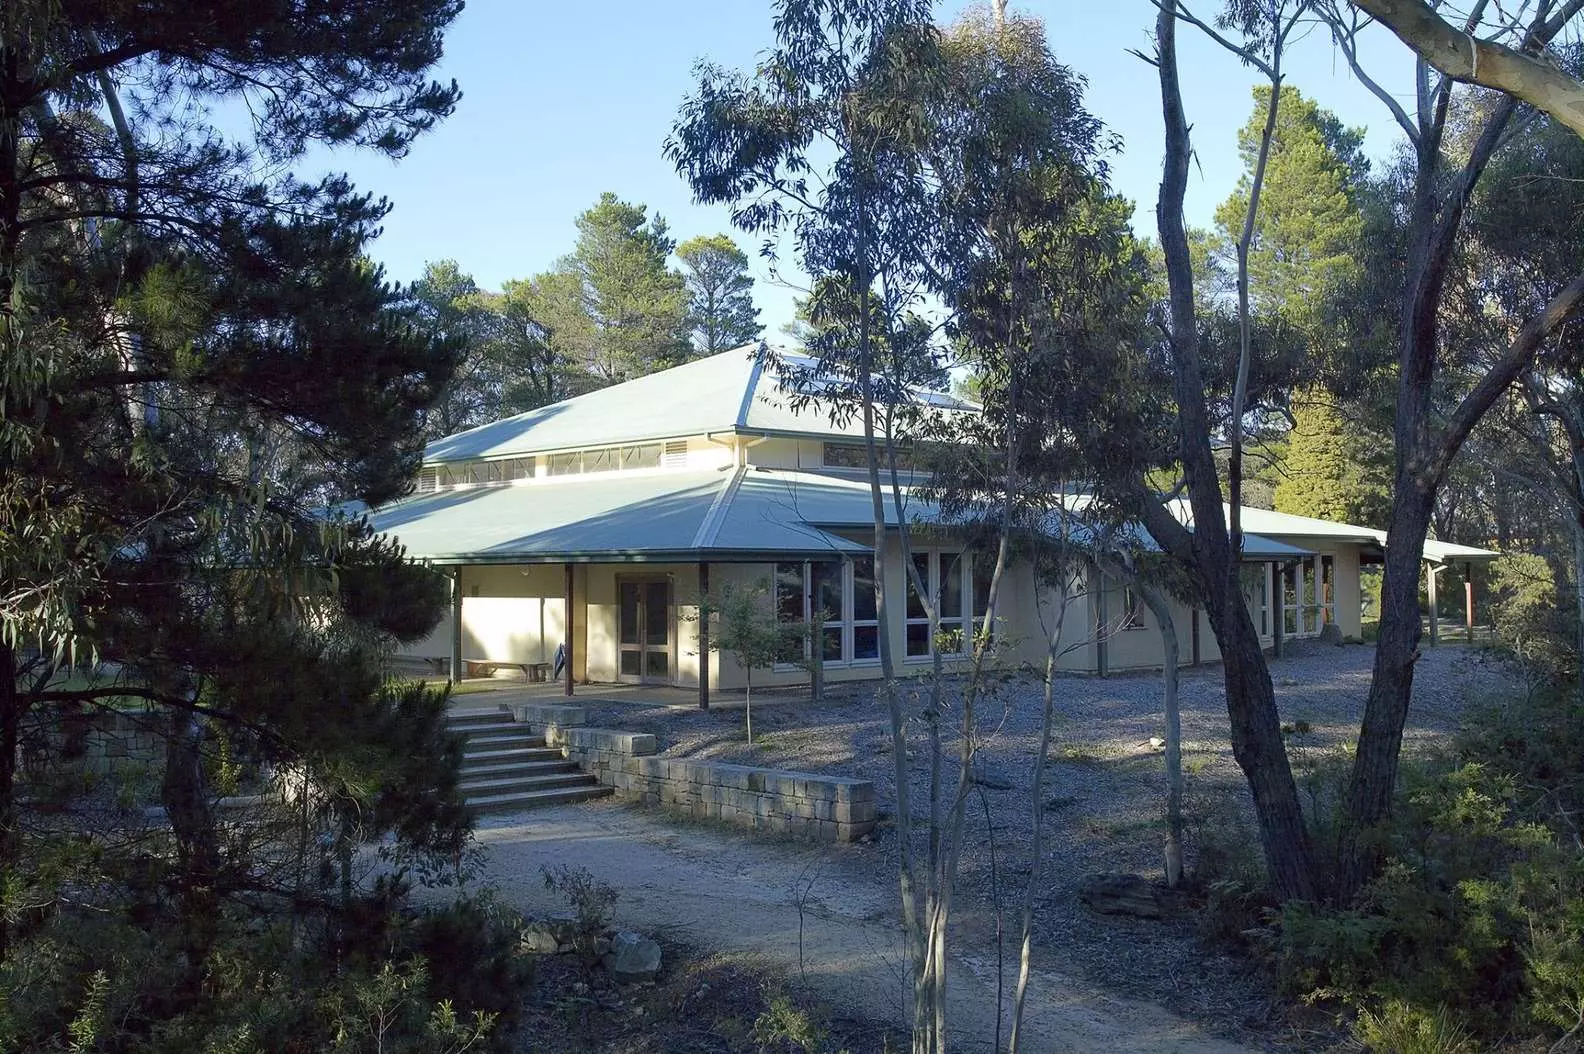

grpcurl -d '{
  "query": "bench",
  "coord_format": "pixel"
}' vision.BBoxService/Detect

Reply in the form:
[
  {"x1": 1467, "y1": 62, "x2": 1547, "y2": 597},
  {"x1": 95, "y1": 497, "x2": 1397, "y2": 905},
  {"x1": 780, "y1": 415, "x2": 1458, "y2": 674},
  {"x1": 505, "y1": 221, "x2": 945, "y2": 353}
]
[{"x1": 463, "y1": 659, "x2": 552, "y2": 682}]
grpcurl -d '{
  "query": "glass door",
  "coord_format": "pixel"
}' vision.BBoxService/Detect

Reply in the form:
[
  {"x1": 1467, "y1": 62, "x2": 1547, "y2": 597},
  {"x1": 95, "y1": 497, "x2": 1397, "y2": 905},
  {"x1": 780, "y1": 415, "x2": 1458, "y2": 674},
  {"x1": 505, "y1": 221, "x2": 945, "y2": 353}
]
[{"x1": 618, "y1": 578, "x2": 671, "y2": 683}]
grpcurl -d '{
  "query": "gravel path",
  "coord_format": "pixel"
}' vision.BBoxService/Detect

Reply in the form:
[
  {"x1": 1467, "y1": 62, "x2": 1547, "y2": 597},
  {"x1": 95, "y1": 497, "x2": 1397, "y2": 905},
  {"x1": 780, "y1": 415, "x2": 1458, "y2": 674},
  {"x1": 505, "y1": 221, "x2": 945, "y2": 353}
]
[
  {"x1": 471, "y1": 802, "x2": 1253, "y2": 1053},
  {"x1": 548, "y1": 640, "x2": 1517, "y2": 1046}
]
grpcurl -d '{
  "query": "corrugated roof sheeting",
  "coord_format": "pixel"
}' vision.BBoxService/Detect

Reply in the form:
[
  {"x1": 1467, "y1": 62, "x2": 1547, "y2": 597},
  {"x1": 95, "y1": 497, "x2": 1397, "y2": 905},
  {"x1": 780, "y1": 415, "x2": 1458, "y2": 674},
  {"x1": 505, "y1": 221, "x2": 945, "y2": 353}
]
[{"x1": 369, "y1": 470, "x2": 869, "y2": 563}]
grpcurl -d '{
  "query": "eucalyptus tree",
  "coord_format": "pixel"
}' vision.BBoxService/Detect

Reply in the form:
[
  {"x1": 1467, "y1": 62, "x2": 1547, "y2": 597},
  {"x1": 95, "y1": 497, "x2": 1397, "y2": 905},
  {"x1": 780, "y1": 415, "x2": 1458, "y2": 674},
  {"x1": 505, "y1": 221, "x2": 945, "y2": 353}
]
[
  {"x1": 670, "y1": 2, "x2": 956, "y2": 1046},
  {"x1": 0, "y1": 0, "x2": 468, "y2": 1000},
  {"x1": 1314, "y1": 1, "x2": 1584, "y2": 896},
  {"x1": 411, "y1": 259, "x2": 504, "y2": 439},
  {"x1": 925, "y1": 18, "x2": 1164, "y2": 1047}
]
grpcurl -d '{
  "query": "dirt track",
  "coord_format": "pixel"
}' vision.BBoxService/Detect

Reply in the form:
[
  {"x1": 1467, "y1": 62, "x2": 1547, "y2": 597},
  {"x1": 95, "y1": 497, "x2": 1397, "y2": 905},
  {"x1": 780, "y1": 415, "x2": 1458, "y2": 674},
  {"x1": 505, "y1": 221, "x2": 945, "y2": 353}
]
[{"x1": 472, "y1": 801, "x2": 1255, "y2": 1054}]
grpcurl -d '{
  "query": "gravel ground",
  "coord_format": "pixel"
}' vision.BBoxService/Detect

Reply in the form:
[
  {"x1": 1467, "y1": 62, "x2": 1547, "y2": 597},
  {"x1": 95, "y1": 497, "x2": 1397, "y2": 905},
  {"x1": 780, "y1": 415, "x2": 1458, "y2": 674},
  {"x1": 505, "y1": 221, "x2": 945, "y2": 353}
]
[{"x1": 563, "y1": 640, "x2": 1519, "y2": 1046}]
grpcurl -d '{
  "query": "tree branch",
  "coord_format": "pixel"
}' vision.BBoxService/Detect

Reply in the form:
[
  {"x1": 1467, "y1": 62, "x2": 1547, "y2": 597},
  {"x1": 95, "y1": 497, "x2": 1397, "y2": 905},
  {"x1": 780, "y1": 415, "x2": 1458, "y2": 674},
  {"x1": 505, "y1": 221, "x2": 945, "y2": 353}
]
[
  {"x1": 1348, "y1": 0, "x2": 1584, "y2": 138},
  {"x1": 1432, "y1": 270, "x2": 1584, "y2": 485}
]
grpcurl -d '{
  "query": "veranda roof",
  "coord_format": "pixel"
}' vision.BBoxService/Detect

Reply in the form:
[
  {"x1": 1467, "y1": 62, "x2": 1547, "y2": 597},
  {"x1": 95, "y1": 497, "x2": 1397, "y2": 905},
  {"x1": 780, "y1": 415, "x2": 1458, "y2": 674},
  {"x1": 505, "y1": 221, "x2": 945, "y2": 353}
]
[
  {"x1": 1219, "y1": 505, "x2": 1500, "y2": 565},
  {"x1": 368, "y1": 467, "x2": 1315, "y2": 566},
  {"x1": 367, "y1": 469, "x2": 874, "y2": 564}
]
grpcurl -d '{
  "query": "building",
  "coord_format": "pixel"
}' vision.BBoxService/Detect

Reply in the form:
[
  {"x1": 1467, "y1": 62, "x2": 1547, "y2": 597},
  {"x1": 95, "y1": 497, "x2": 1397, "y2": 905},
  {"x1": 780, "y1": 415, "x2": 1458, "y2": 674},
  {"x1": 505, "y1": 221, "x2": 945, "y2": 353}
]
[{"x1": 367, "y1": 346, "x2": 1498, "y2": 704}]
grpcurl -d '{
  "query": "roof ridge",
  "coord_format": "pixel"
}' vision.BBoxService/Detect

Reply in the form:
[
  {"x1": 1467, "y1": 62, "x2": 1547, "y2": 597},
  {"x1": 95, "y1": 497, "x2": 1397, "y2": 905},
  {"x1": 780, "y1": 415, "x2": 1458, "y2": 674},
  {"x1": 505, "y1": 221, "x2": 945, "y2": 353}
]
[
  {"x1": 692, "y1": 465, "x2": 748, "y2": 549},
  {"x1": 735, "y1": 349, "x2": 765, "y2": 430}
]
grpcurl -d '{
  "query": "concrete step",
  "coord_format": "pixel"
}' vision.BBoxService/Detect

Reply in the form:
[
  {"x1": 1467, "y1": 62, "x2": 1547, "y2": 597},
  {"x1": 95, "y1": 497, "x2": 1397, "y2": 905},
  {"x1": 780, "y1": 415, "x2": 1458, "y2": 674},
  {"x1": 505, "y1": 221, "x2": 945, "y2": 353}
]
[
  {"x1": 446, "y1": 709, "x2": 511, "y2": 726},
  {"x1": 445, "y1": 720, "x2": 525, "y2": 737},
  {"x1": 466, "y1": 784, "x2": 613, "y2": 813},
  {"x1": 458, "y1": 732, "x2": 547, "y2": 750},
  {"x1": 460, "y1": 746, "x2": 564, "y2": 767},
  {"x1": 461, "y1": 759, "x2": 579, "y2": 780},
  {"x1": 459, "y1": 771, "x2": 595, "y2": 796}
]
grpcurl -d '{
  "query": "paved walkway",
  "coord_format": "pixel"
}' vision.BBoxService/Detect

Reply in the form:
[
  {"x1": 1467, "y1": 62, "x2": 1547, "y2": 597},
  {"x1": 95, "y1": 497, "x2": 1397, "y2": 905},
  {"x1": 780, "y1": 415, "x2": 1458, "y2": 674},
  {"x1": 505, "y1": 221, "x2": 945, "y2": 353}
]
[{"x1": 467, "y1": 801, "x2": 1255, "y2": 1054}]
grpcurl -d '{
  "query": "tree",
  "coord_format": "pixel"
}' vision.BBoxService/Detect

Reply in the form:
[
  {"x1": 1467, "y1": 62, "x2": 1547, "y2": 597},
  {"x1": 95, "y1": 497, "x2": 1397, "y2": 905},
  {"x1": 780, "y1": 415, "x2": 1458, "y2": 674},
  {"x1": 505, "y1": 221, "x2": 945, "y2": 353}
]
[
  {"x1": 1345, "y1": 0, "x2": 1584, "y2": 138},
  {"x1": 411, "y1": 259, "x2": 501, "y2": 440},
  {"x1": 0, "y1": 0, "x2": 473, "y2": 1025},
  {"x1": 1213, "y1": 85, "x2": 1367, "y2": 352},
  {"x1": 670, "y1": 2, "x2": 950, "y2": 1047},
  {"x1": 1127, "y1": 1, "x2": 1323, "y2": 901},
  {"x1": 677, "y1": 233, "x2": 762, "y2": 355},
  {"x1": 698, "y1": 579, "x2": 796, "y2": 744},
  {"x1": 565, "y1": 192, "x2": 691, "y2": 383},
  {"x1": 1274, "y1": 389, "x2": 1392, "y2": 526},
  {"x1": 1315, "y1": 0, "x2": 1584, "y2": 897},
  {"x1": 485, "y1": 269, "x2": 596, "y2": 411}
]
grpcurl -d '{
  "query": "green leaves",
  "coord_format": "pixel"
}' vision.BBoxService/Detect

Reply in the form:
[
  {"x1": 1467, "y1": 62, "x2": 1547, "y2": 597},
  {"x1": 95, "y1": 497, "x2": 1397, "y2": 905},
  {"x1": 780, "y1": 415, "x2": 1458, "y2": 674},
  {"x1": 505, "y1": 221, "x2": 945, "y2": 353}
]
[{"x1": 677, "y1": 233, "x2": 763, "y2": 355}]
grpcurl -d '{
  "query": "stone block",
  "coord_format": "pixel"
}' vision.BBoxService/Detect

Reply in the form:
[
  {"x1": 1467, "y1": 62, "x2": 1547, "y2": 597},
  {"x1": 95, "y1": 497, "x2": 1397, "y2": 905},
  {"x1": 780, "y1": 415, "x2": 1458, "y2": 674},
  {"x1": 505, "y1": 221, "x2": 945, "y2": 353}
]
[
  {"x1": 835, "y1": 800, "x2": 876, "y2": 825},
  {"x1": 511, "y1": 702, "x2": 588, "y2": 729},
  {"x1": 561, "y1": 728, "x2": 657, "y2": 756},
  {"x1": 628, "y1": 756, "x2": 667, "y2": 779},
  {"x1": 715, "y1": 765, "x2": 752, "y2": 790}
]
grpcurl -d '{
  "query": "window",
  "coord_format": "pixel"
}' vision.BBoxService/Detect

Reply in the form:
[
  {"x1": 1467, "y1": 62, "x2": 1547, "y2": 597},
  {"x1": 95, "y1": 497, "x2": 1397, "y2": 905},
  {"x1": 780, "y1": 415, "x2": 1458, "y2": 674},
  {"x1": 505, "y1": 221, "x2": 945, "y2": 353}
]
[
  {"x1": 812, "y1": 560, "x2": 843, "y2": 661},
  {"x1": 775, "y1": 557, "x2": 878, "y2": 664},
  {"x1": 971, "y1": 555, "x2": 994, "y2": 643},
  {"x1": 622, "y1": 443, "x2": 662, "y2": 469},
  {"x1": 851, "y1": 556, "x2": 879, "y2": 659},
  {"x1": 822, "y1": 441, "x2": 923, "y2": 471},
  {"x1": 775, "y1": 562, "x2": 807, "y2": 664},
  {"x1": 822, "y1": 442, "x2": 869, "y2": 469},
  {"x1": 415, "y1": 467, "x2": 439, "y2": 493},
  {"x1": 906, "y1": 551, "x2": 971, "y2": 658},
  {"x1": 1122, "y1": 586, "x2": 1146, "y2": 631},
  {"x1": 549, "y1": 451, "x2": 580, "y2": 476}
]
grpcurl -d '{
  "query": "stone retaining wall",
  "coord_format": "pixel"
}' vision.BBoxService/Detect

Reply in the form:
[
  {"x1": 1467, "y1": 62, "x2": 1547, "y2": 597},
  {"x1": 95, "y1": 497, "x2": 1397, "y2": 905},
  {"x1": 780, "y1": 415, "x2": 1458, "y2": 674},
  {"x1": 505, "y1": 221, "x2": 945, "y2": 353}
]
[
  {"x1": 521, "y1": 707, "x2": 877, "y2": 842},
  {"x1": 33, "y1": 709, "x2": 164, "y2": 778}
]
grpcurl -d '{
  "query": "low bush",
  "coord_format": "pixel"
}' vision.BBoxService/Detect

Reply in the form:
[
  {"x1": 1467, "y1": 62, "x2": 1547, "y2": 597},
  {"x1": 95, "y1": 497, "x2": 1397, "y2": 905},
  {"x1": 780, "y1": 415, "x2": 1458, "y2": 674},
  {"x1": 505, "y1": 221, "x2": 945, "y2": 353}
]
[{"x1": 1259, "y1": 681, "x2": 1584, "y2": 1048}]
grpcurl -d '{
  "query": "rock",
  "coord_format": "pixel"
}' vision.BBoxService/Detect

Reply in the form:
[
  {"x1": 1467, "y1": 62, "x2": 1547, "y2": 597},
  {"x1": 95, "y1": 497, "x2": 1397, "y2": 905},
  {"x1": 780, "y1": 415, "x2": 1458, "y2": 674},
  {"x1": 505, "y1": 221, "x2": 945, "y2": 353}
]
[
  {"x1": 1147, "y1": 737, "x2": 1165, "y2": 750},
  {"x1": 519, "y1": 926, "x2": 559, "y2": 955},
  {"x1": 602, "y1": 931, "x2": 662, "y2": 983},
  {"x1": 971, "y1": 773, "x2": 1016, "y2": 791},
  {"x1": 1319, "y1": 623, "x2": 1344, "y2": 646},
  {"x1": 520, "y1": 913, "x2": 580, "y2": 955},
  {"x1": 1076, "y1": 872, "x2": 1164, "y2": 920}
]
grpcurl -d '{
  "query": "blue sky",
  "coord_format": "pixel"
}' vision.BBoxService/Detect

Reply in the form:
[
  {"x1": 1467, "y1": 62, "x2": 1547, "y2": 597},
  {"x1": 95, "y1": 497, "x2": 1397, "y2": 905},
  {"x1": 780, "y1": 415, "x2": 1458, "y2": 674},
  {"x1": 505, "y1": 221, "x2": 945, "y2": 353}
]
[{"x1": 304, "y1": 1, "x2": 1418, "y2": 336}]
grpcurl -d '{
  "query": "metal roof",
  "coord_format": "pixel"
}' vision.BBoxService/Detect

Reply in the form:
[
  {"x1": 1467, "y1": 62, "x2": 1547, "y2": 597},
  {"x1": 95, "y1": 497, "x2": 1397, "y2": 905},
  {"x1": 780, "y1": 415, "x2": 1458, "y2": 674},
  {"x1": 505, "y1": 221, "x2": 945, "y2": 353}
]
[
  {"x1": 421, "y1": 345, "x2": 974, "y2": 464},
  {"x1": 370, "y1": 466, "x2": 1316, "y2": 566},
  {"x1": 368, "y1": 469, "x2": 872, "y2": 564},
  {"x1": 1166, "y1": 501, "x2": 1499, "y2": 564}
]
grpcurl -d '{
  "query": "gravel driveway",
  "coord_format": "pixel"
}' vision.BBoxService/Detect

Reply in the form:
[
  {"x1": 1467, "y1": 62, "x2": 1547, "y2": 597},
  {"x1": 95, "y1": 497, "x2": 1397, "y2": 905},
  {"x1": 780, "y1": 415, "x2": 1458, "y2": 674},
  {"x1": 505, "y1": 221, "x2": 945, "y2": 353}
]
[{"x1": 543, "y1": 640, "x2": 1517, "y2": 1045}]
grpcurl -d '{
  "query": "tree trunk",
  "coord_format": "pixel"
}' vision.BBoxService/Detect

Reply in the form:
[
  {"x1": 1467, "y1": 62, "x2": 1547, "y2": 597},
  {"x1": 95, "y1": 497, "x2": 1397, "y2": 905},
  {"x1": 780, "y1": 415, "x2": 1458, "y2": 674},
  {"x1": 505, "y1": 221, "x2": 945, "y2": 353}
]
[
  {"x1": 0, "y1": 642, "x2": 18, "y2": 963},
  {"x1": 1135, "y1": 582, "x2": 1184, "y2": 888},
  {"x1": 1009, "y1": 581, "x2": 1071, "y2": 1054},
  {"x1": 1154, "y1": 3, "x2": 1317, "y2": 902},
  {"x1": 1337, "y1": 485, "x2": 1433, "y2": 896},
  {"x1": 163, "y1": 706, "x2": 220, "y2": 975}
]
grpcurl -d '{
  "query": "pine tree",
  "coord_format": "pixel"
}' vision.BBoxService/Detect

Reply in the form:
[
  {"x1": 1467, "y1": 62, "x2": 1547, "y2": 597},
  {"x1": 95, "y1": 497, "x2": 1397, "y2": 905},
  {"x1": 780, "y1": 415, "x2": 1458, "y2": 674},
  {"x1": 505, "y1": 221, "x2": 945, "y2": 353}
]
[
  {"x1": 0, "y1": 0, "x2": 475, "y2": 1022},
  {"x1": 1274, "y1": 390, "x2": 1393, "y2": 526},
  {"x1": 565, "y1": 192, "x2": 691, "y2": 382},
  {"x1": 678, "y1": 233, "x2": 763, "y2": 355}
]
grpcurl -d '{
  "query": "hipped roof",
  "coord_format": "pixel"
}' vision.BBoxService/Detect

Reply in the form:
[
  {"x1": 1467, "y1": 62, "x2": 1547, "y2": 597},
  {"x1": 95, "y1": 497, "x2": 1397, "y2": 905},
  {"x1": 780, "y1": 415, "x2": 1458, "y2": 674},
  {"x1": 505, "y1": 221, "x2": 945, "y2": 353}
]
[
  {"x1": 422, "y1": 345, "x2": 972, "y2": 465},
  {"x1": 368, "y1": 467, "x2": 1317, "y2": 566}
]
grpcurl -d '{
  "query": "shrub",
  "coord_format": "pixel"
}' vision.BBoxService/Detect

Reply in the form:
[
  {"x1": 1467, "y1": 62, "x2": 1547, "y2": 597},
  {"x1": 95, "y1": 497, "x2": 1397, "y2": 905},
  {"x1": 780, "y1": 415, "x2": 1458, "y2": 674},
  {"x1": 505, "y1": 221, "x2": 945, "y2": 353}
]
[
  {"x1": 1488, "y1": 552, "x2": 1574, "y2": 683},
  {"x1": 1264, "y1": 682, "x2": 1584, "y2": 1047},
  {"x1": 1351, "y1": 999, "x2": 1477, "y2": 1054}
]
